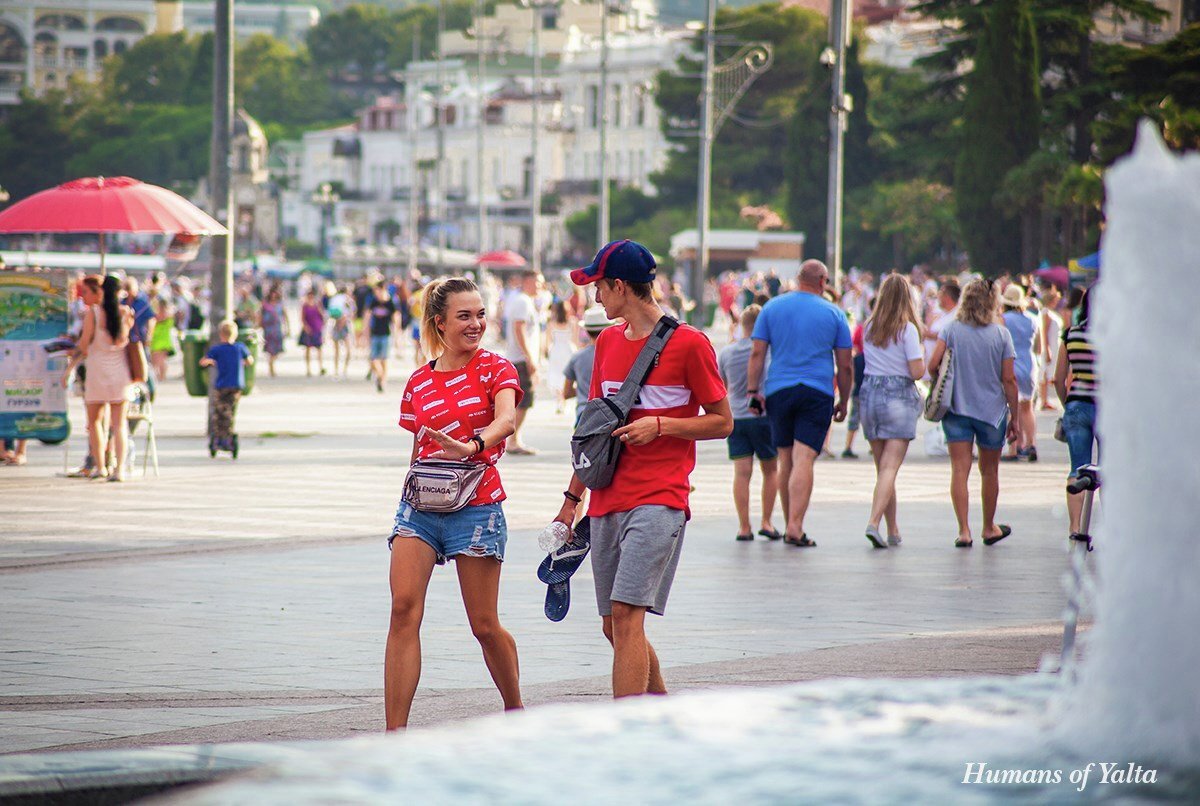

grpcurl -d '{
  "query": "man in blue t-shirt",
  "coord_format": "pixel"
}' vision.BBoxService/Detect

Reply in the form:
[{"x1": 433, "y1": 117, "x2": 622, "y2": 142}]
[
  {"x1": 200, "y1": 321, "x2": 254, "y2": 451},
  {"x1": 747, "y1": 260, "x2": 853, "y2": 548}
]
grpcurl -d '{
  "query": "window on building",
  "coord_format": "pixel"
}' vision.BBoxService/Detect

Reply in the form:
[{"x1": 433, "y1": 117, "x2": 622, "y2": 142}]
[
  {"x1": 93, "y1": 39, "x2": 107, "y2": 59},
  {"x1": 113, "y1": 40, "x2": 127, "y2": 55},
  {"x1": 34, "y1": 32, "x2": 56, "y2": 66},
  {"x1": 95, "y1": 17, "x2": 146, "y2": 33},
  {"x1": 542, "y1": 9, "x2": 558, "y2": 30},
  {"x1": 586, "y1": 85, "x2": 599, "y2": 129},
  {"x1": 238, "y1": 145, "x2": 250, "y2": 173},
  {"x1": 0, "y1": 24, "x2": 26, "y2": 63},
  {"x1": 612, "y1": 84, "x2": 622, "y2": 128},
  {"x1": 635, "y1": 87, "x2": 647, "y2": 127},
  {"x1": 35, "y1": 14, "x2": 85, "y2": 31}
]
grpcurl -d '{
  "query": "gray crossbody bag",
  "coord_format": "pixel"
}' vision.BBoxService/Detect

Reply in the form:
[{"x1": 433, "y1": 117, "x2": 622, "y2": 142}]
[{"x1": 570, "y1": 316, "x2": 679, "y2": 490}]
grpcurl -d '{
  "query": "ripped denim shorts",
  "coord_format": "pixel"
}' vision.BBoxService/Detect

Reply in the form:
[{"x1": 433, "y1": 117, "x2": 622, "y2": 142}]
[{"x1": 389, "y1": 502, "x2": 507, "y2": 564}]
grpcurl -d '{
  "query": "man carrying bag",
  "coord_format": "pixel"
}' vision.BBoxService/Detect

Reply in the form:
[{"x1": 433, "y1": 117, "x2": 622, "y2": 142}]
[{"x1": 553, "y1": 239, "x2": 733, "y2": 698}]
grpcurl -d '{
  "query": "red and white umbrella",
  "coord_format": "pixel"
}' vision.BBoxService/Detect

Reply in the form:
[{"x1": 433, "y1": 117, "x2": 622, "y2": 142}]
[
  {"x1": 476, "y1": 249, "x2": 527, "y2": 269},
  {"x1": 0, "y1": 176, "x2": 227, "y2": 270}
]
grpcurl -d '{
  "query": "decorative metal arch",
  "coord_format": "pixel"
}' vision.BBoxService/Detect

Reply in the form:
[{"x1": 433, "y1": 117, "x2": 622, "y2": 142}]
[{"x1": 712, "y1": 43, "x2": 773, "y2": 135}]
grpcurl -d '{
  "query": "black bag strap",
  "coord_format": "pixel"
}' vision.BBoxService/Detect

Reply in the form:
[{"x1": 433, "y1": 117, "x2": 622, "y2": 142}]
[{"x1": 609, "y1": 316, "x2": 680, "y2": 413}]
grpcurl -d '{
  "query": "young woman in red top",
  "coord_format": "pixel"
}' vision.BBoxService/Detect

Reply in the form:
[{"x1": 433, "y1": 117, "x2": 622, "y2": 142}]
[{"x1": 384, "y1": 277, "x2": 524, "y2": 730}]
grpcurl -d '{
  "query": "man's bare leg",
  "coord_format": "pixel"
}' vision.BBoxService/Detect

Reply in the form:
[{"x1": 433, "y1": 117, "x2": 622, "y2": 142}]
[
  {"x1": 786, "y1": 441, "x2": 818, "y2": 537},
  {"x1": 601, "y1": 615, "x2": 667, "y2": 695},
  {"x1": 607, "y1": 602, "x2": 656, "y2": 697}
]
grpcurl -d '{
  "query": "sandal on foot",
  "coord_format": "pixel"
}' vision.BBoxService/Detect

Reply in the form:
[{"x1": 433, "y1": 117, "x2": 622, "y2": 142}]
[
  {"x1": 757, "y1": 528, "x2": 784, "y2": 541},
  {"x1": 736, "y1": 533, "x2": 754, "y2": 542},
  {"x1": 865, "y1": 525, "x2": 886, "y2": 549},
  {"x1": 954, "y1": 538, "x2": 973, "y2": 548},
  {"x1": 784, "y1": 533, "x2": 817, "y2": 548},
  {"x1": 983, "y1": 524, "x2": 1012, "y2": 546}
]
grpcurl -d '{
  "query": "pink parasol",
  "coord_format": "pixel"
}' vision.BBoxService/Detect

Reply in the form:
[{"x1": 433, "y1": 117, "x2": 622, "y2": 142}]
[
  {"x1": 476, "y1": 249, "x2": 528, "y2": 269},
  {"x1": 0, "y1": 176, "x2": 227, "y2": 270}
]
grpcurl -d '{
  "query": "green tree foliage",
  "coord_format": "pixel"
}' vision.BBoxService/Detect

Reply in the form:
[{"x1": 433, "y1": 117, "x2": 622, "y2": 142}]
[
  {"x1": 0, "y1": 90, "x2": 75, "y2": 201},
  {"x1": 953, "y1": 0, "x2": 1041, "y2": 275},
  {"x1": 859, "y1": 179, "x2": 958, "y2": 269}
]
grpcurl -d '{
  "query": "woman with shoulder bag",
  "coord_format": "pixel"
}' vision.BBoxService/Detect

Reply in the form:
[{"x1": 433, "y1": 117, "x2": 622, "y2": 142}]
[
  {"x1": 927, "y1": 279, "x2": 1020, "y2": 548},
  {"x1": 385, "y1": 277, "x2": 524, "y2": 730}
]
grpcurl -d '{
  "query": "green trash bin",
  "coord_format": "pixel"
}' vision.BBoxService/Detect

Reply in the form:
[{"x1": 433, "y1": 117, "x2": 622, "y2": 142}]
[
  {"x1": 237, "y1": 329, "x2": 260, "y2": 396},
  {"x1": 181, "y1": 330, "x2": 209, "y2": 398}
]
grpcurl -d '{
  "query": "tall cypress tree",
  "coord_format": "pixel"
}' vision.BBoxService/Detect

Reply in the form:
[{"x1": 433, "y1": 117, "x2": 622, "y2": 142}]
[{"x1": 955, "y1": 0, "x2": 1041, "y2": 275}]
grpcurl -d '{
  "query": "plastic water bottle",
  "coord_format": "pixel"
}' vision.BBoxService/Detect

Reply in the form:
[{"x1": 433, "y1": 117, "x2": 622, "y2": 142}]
[{"x1": 538, "y1": 521, "x2": 570, "y2": 553}]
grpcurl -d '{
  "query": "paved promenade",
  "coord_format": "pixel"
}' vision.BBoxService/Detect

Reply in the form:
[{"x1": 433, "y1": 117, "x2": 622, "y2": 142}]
[{"x1": 0, "y1": 339, "x2": 1089, "y2": 755}]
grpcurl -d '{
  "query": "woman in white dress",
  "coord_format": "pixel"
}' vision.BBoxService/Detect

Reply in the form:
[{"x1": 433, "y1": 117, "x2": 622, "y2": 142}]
[
  {"x1": 544, "y1": 300, "x2": 577, "y2": 414},
  {"x1": 1037, "y1": 281, "x2": 1063, "y2": 410}
]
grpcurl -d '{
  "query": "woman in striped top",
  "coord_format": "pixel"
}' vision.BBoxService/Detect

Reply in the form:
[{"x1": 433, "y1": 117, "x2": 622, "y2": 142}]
[{"x1": 1054, "y1": 287, "x2": 1097, "y2": 537}]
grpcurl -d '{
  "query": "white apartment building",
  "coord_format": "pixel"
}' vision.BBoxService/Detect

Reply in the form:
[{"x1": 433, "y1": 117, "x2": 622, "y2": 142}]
[
  {"x1": 0, "y1": 0, "x2": 318, "y2": 104},
  {"x1": 285, "y1": 30, "x2": 684, "y2": 266}
]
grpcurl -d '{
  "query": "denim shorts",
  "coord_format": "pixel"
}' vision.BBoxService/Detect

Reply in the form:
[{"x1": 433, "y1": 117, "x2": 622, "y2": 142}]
[
  {"x1": 369, "y1": 335, "x2": 390, "y2": 360},
  {"x1": 941, "y1": 411, "x2": 1008, "y2": 451},
  {"x1": 389, "y1": 502, "x2": 507, "y2": 564},
  {"x1": 727, "y1": 417, "x2": 777, "y2": 460},
  {"x1": 1062, "y1": 400, "x2": 1097, "y2": 476},
  {"x1": 860, "y1": 375, "x2": 921, "y2": 441},
  {"x1": 766, "y1": 382, "x2": 834, "y2": 452}
]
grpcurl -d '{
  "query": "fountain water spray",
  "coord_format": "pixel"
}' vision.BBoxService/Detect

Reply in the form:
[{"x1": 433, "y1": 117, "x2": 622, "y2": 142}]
[{"x1": 1059, "y1": 121, "x2": 1200, "y2": 764}]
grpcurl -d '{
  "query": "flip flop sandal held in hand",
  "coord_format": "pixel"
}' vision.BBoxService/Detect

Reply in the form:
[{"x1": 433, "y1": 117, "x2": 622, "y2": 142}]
[
  {"x1": 544, "y1": 581, "x2": 570, "y2": 622},
  {"x1": 537, "y1": 517, "x2": 592, "y2": 585},
  {"x1": 983, "y1": 524, "x2": 1012, "y2": 546}
]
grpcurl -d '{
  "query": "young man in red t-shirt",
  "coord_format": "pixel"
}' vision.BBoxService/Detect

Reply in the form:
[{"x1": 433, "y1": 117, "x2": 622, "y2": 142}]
[{"x1": 554, "y1": 240, "x2": 733, "y2": 698}]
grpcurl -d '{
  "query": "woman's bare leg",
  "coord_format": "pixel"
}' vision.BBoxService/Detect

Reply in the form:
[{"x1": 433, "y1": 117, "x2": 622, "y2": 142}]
[
  {"x1": 384, "y1": 539, "x2": 437, "y2": 730},
  {"x1": 456, "y1": 556, "x2": 522, "y2": 711}
]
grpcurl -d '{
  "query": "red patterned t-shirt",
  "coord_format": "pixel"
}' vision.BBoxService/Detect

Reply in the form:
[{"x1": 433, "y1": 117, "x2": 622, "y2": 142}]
[{"x1": 399, "y1": 349, "x2": 523, "y2": 506}]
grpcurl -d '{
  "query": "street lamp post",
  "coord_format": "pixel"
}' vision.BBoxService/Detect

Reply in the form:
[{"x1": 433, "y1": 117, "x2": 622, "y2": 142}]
[
  {"x1": 407, "y1": 35, "x2": 421, "y2": 278},
  {"x1": 311, "y1": 182, "x2": 339, "y2": 260},
  {"x1": 209, "y1": 0, "x2": 234, "y2": 324},
  {"x1": 529, "y1": 1, "x2": 543, "y2": 274},
  {"x1": 475, "y1": 0, "x2": 488, "y2": 254},
  {"x1": 598, "y1": 0, "x2": 611, "y2": 249},
  {"x1": 435, "y1": 0, "x2": 447, "y2": 274},
  {"x1": 691, "y1": 0, "x2": 717, "y2": 311},
  {"x1": 824, "y1": 0, "x2": 851, "y2": 294}
]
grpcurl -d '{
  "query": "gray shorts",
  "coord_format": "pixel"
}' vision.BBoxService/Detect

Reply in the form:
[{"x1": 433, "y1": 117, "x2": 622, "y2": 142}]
[
  {"x1": 860, "y1": 375, "x2": 922, "y2": 441},
  {"x1": 589, "y1": 505, "x2": 686, "y2": 617}
]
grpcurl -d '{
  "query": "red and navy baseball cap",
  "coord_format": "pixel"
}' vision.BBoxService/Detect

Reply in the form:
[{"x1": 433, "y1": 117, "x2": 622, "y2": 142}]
[{"x1": 570, "y1": 239, "x2": 657, "y2": 285}]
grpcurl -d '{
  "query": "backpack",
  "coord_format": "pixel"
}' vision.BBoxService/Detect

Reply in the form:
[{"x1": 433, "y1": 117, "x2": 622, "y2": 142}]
[{"x1": 570, "y1": 316, "x2": 679, "y2": 490}]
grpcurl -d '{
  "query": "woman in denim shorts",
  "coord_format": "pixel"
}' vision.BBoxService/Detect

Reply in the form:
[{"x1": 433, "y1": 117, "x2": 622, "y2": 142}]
[
  {"x1": 385, "y1": 277, "x2": 524, "y2": 730},
  {"x1": 859, "y1": 274, "x2": 926, "y2": 548},
  {"x1": 928, "y1": 279, "x2": 1020, "y2": 548},
  {"x1": 1053, "y1": 288, "x2": 1098, "y2": 539}
]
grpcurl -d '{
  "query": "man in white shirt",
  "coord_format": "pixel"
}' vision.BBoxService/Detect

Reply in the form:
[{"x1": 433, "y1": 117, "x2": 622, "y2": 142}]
[
  {"x1": 504, "y1": 270, "x2": 543, "y2": 454},
  {"x1": 923, "y1": 280, "x2": 961, "y2": 380}
]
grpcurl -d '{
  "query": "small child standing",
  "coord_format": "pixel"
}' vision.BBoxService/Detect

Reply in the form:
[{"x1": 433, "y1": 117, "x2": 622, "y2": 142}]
[{"x1": 199, "y1": 321, "x2": 253, "y2": 456}]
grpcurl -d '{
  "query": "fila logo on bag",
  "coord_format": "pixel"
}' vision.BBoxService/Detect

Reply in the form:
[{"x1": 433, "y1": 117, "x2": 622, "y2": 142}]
[{"x1": 573, "y1": 452, "x2": 592, "y2": 470}]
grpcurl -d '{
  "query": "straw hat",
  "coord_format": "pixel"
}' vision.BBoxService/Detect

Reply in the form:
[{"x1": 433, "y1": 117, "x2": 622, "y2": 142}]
[
  {"x1": 1001, "y1": 284, "x2": 1027, "y2": 310},
  {"x1": 582, "y1": 306, "x2": 615, "y2": 331}
]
